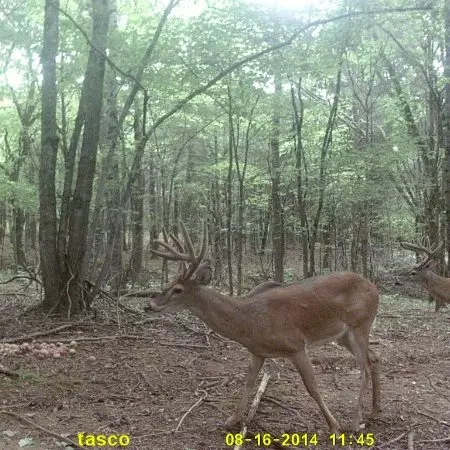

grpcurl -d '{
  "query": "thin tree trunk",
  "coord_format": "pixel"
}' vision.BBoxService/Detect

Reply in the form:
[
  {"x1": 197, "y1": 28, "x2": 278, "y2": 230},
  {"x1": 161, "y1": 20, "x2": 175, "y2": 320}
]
[
  {"x1": 309, "y1": 58, "x2": 343, "y2": 276},
  {"x1": 226, "y1": 105, "x2": 234, "y2": 295},
  {"x1": 270, "y1": 58, "x2": 284, "y2": 282},
  {"x1": 291, "y1": 79, "x2": 309, "y2": 278},
  {"x1": 130, "y1": 100, "x2": 144, "y2": 282}
]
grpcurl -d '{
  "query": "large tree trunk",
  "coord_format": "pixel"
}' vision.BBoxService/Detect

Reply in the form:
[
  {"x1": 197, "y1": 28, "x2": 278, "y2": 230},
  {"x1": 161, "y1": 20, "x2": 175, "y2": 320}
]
[
  {"x1": 65, "y1": 0, "x2": 109, "y2": 310},
  {"x1": 445, "y1": 0, "x2": 450, "y2": 274},
  {"x1": 40, "y1": 0, "x2": 109, "y2": 315},
  {"x1": 40, "y1": 0, "x2": 62, "y2": 311}
]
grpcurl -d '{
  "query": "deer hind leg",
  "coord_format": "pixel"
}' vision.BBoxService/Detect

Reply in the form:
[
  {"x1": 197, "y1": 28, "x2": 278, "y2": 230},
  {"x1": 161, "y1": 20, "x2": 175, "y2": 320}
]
[
  {"x1": 290, "y1": 350, "x2": 340, "y2": 433},
  {"x1": 337, "y1": 331, "x2": 370, "y2": 430},
  {"x1": 435, "y1": 297, "x2": 444, "y2": 312},
  {"x1": 367, "y1": 347, "x2": 381, "y2": 418},
  {"x1": 225, "y1": 354, "x2": 264, "y2": 428}
]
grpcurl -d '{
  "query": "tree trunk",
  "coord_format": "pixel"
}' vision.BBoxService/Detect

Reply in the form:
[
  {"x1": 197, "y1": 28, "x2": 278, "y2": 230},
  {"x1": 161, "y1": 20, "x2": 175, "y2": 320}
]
[
  {"x1": 129, "y1": 100, "x2": 144, "y2": 282},
  {"x1": 226, "y1": 107, "x2": 234, "y2": 295},
  {"x1": 148, "y1": 157, "x2": 159, "y2": 256},
  {"x1": 271, "y1": 68, "x2": 284, "y2": 282},
  {"x1": 291, "y1": 80, "x2": 310, "y2": 278},
  {"x1": 44, "y1": 0, "x2": 109, "y2": 314},
  {"x1": 40, "y1": 0, "x2": 62, "y2": 312},
  {"x1": 211, "y1": 135, "x2": 224, "y2": 286},
  {"x1": 445, "y1": 0, "x2": 450, "y2": 274},
  {"x1": 309, "y1": 59, "x2": 343, "y2": 277}
]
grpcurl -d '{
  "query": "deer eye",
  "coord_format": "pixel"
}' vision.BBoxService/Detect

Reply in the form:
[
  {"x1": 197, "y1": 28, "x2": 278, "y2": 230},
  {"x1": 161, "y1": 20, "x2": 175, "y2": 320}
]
[{"x1": 172, "y1": 287, "x2": 183, "y2": 294}]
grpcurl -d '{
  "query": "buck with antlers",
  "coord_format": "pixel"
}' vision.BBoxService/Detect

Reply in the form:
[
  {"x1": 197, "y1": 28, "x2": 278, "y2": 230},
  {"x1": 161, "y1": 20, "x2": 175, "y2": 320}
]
[
  {"x1": 400, "y1": 241, "x2": 449, "y2": 311},
  {"x1": 145, "y1": 223, "x2": 381, "y2": 433}
]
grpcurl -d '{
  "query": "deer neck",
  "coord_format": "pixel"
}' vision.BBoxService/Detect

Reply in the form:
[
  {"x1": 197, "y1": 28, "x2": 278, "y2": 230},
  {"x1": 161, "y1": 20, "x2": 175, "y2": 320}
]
[
  {"x1": 417, "y1": 270, "x2": 438, "y2": 287},
  {"x1": 186, "y1": 287, "x2": 250, "y2": 343}
]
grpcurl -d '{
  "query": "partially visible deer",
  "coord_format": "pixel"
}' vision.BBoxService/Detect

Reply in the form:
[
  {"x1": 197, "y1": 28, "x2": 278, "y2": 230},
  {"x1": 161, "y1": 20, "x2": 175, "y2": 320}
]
[
  {"x1": 400, "y1": 241, "x2": 449, "y2": 311},
  {"x1": 145, "y1": 223, "x2": 381, "y2": 433},
  {"x1": 245, "y1": 280, "x2": 283, "y2": 297}
]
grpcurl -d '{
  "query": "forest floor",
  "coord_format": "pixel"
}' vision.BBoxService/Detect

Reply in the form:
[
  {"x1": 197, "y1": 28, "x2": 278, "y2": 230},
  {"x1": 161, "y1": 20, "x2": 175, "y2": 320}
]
[{"x1": 0, "y1": 275, "x2": 449, "y2": 450}]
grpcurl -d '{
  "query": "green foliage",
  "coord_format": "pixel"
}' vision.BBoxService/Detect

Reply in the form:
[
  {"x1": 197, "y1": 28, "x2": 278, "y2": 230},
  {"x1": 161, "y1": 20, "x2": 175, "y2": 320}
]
[
  {"x1": 0, "y1": 174, "x2": 37, "y2": 212},
  {"x1": 0, "y1": 0, "x2": 443, "y2": 272}
]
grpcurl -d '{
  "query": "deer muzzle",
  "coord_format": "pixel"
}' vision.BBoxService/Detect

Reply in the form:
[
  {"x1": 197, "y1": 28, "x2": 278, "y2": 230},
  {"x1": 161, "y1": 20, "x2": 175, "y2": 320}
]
[{"x1": 144, "y1": 299, "x2": 165, "y2": 312}]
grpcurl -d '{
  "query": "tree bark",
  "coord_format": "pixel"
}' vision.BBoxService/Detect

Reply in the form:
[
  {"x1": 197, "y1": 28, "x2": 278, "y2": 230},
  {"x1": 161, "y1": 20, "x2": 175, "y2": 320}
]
[
  {"x1": 309, "y1": 59, "x2": 342, "y2": 276},
  {"x1": 39, "y1": 0, "x2": 61, "y2": 311},
  {"x1": 46, "y1": 0, "x2": 109, "y2": 314},
  {"x1": 291, "y1": 79, "x2": 309, "y2": 277},
  {"x1": 271, "y1": 69, "x2": 284, "y2": 282},
  {"x1": 129, "y1": 100, "x2": 144, "y2": 282},
  {"x1": 445, "y1": 0, "x2": 450, "y2": 274}
]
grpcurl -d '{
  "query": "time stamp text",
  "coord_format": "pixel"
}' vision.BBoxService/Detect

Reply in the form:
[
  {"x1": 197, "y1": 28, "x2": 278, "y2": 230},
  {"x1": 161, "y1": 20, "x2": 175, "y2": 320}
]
[
  {"x1": 76, "y1": 432, "x2": 376, "y2": 447},
  {"x1": 225, "y1": 432, "x2": 376, "y2": 447}
]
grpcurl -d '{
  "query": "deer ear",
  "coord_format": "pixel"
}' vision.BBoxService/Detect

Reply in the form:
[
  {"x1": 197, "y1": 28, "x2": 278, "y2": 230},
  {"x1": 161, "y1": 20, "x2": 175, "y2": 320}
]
[{"x1": 195, "y1": 259, "x2": 212, "y2": 285}]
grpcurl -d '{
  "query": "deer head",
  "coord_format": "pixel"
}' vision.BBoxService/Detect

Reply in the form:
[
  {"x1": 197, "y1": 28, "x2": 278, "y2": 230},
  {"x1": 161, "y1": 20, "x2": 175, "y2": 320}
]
[
  {"x1": 145, "y1": 222, "x2": 212, "y2": 312},
  {"x1": 400, "y1": 241, "x2": 443, "y2": 277}
]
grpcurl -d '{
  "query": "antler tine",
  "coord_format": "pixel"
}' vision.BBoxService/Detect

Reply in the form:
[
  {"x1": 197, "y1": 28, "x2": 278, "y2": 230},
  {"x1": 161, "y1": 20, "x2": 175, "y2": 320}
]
[
  {"x1": 162, "y1": 227, "x2": 169, "y2": 243},
  {"x1": 183, "y1": 221, "x2": 208, "y2": 280},
  {"x1": 180, "y1": 221, "x2": 196, "y2": 261},
  {"x1": 168, "y1": 231, "x2": 189, "y2": 274},
  {"x1": 400, "y1": 242, "x2": 431, "y2": 254},
  {"x1": 401, "y1": 241, "x2": 443, "y2": 256},
  {"x1": 169, "y1": 232, "x2": 185, "y2": 253},
  {"x1": 196, "y1": 221, "x2": 208, "y2": 263},
  {"x1": 430, "y1": 242, "x2": 444, "y2": 254},
  {"x1": 401, "y1": 240, "x2": 444, "y2": 270},
  {"x1": 150, "y1": 239, "x2": 192, "y2": 261}
]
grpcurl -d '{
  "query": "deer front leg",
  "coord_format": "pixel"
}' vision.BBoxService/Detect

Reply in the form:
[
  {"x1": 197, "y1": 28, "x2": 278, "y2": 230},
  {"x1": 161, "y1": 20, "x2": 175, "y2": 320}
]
[
  {"x1": 290, "y1": 350, "x2": 340, "y2": 434},
  {"x1": 225, "y1": 354, "x2": 264, "y2": 428}
]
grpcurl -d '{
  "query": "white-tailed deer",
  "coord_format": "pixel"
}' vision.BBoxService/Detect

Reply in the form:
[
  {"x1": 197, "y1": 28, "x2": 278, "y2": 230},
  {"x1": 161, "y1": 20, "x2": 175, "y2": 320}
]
[
  {"x1": 145, "y1": 223, "x2": 381, "y2": 433},
  {"x1": 245, "y1": 280, "x2": 283, "y2": 296},
  {"x1": 400, "y1": 241, "x2": 449, "y2": 311}
]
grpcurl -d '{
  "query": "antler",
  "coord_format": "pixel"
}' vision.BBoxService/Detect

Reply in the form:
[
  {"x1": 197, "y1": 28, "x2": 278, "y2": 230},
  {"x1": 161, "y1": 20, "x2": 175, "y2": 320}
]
[
  {"x1": 400, "y1": 241, "x2": 443, "y2": 269},
  {"x1": 151, "y1": 221, "x2": 208, "y2": 280}
]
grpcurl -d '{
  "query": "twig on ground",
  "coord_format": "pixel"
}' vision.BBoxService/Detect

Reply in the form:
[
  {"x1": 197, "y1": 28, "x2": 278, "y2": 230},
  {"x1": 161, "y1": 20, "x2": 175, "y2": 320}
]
[
  {"x1": 407, "y1": 431, "x2": 414, "y2": 450},
  {"x1": 425, "y1": 374, "x2": 450, "y2": 405},
  {"x1": 234, "y1": 372, "x2": 271, "y2": 450},
  {"x1": 2, "y1": 322, "x2": 86, "y2": 343},
  {"x1": 159, "y1": 341, "x2": 209, "y2": 349},
  {"x1": 175, "y1": 391, "x2": 207, "y2": 431},
  {"x1": 0, "y1": 410, "x2": 80, "y2": 448},
  {"x1": 416, "y1": 409, "x2": 450, "y2": 428},
  {"x1": 377, "y1": 423, "x2": 420, "y2": 449},
  {"x1": 263, "y1": 395, "x2": 301, "y2": 417},
  {"x1": 98, "y1": 289, "x2": 143, "y2": 316},
  {"x1": 417, "y1": 436, "x2": 450, "y2": 444}
]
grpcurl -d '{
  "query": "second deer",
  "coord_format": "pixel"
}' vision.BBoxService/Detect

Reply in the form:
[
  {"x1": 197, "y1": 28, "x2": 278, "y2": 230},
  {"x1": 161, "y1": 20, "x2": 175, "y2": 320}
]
[
  {"x1": 400, "y1": 241, "x2": 449, "y2": 311},
  {"x1": 145, "y1": 223, "x2": 381, "y2": 433}
]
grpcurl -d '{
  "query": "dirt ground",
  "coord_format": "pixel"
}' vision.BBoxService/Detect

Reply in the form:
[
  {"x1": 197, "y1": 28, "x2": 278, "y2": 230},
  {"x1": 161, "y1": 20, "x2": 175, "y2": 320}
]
[{"x1": 0, "y1": 278, "x2": 449, "y2": 450}]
